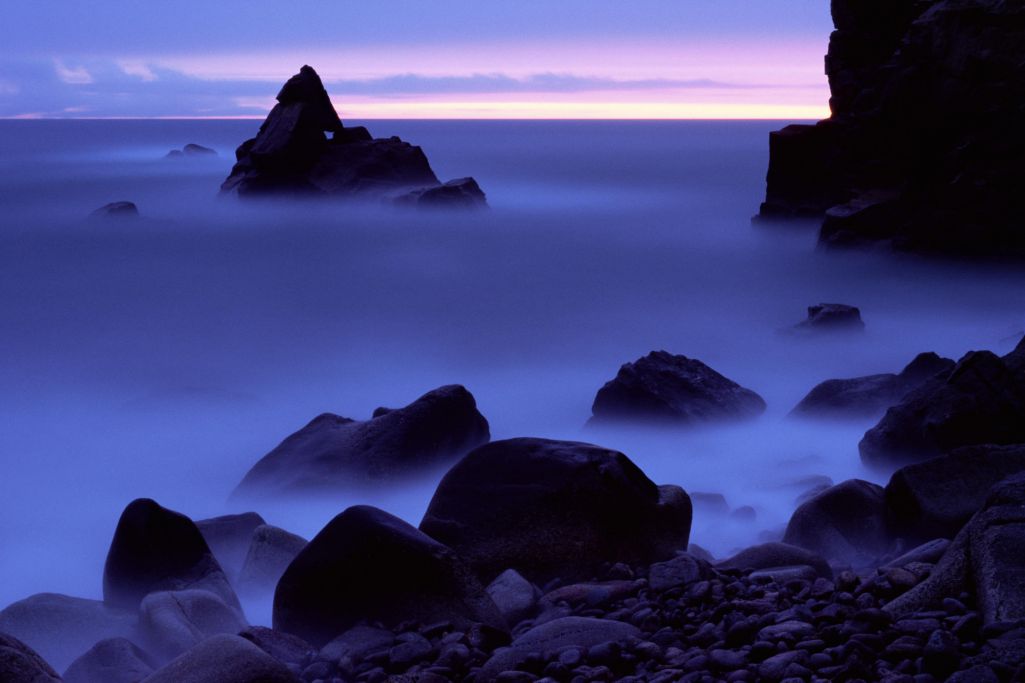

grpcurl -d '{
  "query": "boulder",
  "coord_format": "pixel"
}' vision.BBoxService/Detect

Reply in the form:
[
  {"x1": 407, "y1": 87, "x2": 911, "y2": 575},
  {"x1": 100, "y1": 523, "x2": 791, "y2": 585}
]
[
  {"x1": 139, "y1": 589, "x2": 248, "y2": 661},
  {"x1": 195, "y1": 512, "x2": 266, "y2": 579},
  {"x1": 273, "y1": 505, "x2": 503, "y2": 648},
  {"x1": 103, "y1": 498, "x2": 239, "y2": 611},
  {"x1": 139, "y1": 634, "x2": 298, "y2": 683},
  {"x1": 236, "y1": 525, "x2": 307, "y2": 595},
  {"x1": 63, "y1": 638, "x2": 155, "y2": 683},
  {"x1": 782, "y1": 479, "x2": 890, "y2": 566},
  {"x1": 90, "y1": 202, "x2": 138, "y2": 219},
  {"x1": 757, "y1": 0, "x2": 1025, "y2": 258},
  {"x1": 793, "y1": 303, "x2": 865, "y2": 332},
  {"x1": 717, "y1": 542, "x2": 832, "y2": 579},
  {"x1": 478, "y1": 617, "x2": 640, "y2": 681},
  {"x1": 791, "y1": 352, "x2": 954, "y2": 418},
  {"x1": 419, "y1": 437, "x2": 692, "y2": 583},
  {"x1": 860, "y1": 345, "x2": 1025, "y2": 468},
  {"x1": 885, "y1": 444, "x2": 1025, "y2": 542},
  {"x1": 485, "y1": 570, "x2": 541, "y2": 626},
  {"x1": 0, "y1": 593, "x2": 137, "y2": 672},
  {"x1": 220, "y1": 65, "x2": 486, "y2": 206},
  {"x1": 588, "y1": 351, "x2": 766, "y2": 425},
  {"x1": 233, "y1": 385, "x2": 489, "y2": 497},
  {"x1": 0, "y1": 631, "x2": 61, "y2": 683},
  {"x1": 648, "y1": 553, "x2": 706, "y2": 592}
]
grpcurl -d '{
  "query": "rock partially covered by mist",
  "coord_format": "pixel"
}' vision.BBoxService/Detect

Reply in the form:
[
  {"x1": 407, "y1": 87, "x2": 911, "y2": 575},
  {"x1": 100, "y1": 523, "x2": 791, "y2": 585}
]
[
  {"x1": 758, "y1": 0, "x2": 1025, "y2": 257},
  {"x1": 886, "y1": 444, "x2": 1025, "y2": 543},
  {"x1": 273, "y1": 505, "x2": 504, "y2": 648},
  {"x1": 233, "y1": 384, "x2": 489, "y2": 497},
  {"x1": 782, "y1": 479, "x2": 890, "y2": 567},
  {"x1": 588, "y1": 350, "x2": 766, "y2": 426},
  {"x1": 139, "y1": 589, "x2": 247, "y2": 661},
  {"x1": 793, "y1": 303, "x2": 864, "y2": 333},
  {"x1": 860, "y1": 341, "x2": 1025, "y2": 468},
  {"x1": 196, "y1": 512, "x2": 266, "y2": 580},
  {"x1": 419, "y1": 437, "x2": 692, "y2": 584},
  {"x1": 166, "y1": 144, "x2": 217, "y2": 159},
  {"x1": 0, "y1": 631, "x2": 61, "y2": 683},
  {"x1": 63, "y1": 637, "x2": 155, "y2": 683},
  {"x1": 237, "y1": 525, "x2": 307, "y2": 596},
  {"x1": 103, "y1": 498, "x2": 239, "y2": 612},
  {"x1": 90, "y1": 201, "x2": 139, "y2": 219},
  {"x1": 0, "y1": 593, "x2": 137, "y2": 672},
  {"x1": 139, "y1": 634, "x2": 298, "y2": 683},
  {"x1": 220, "y1": 65, "x2": 486, "y2": 207},
  {"x1": 716, "y1": 542, "x2": 833, "y2": 579},
  {"x1": 791, "y1": 351, "x2": 954, "y2": 418}
]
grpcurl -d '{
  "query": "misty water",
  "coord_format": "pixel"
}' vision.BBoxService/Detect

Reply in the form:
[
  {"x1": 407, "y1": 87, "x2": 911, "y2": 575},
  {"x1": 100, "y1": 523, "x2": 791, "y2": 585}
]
[{"x1": 2, "y1": 119, "x2": 1024, "y2": 625}]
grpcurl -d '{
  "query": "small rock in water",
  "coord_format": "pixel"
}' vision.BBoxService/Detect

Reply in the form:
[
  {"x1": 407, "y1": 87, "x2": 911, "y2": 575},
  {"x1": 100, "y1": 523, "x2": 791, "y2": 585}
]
[
  {"x1": 793, "y1": 303, "x2": 864, "y2": 332},
  {"x1": 90, "y1": 201, "x2": 139, "y2": 219}
]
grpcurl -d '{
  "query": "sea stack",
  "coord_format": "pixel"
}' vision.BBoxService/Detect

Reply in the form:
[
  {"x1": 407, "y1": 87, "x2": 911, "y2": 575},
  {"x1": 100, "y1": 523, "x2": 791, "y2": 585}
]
[{"x1": 220, "y1": 65, "x2": 486, "y2": 207}]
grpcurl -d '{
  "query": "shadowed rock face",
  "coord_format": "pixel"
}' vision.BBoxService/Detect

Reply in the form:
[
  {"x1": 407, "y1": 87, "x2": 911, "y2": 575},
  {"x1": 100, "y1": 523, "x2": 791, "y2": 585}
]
[
  {"x1": 220, "y1": 65, "x2": 486, "y2": 207},
  {"x1": 419, "y1": 437, "x2": 692, "y2": 584},
  {"x1": 589, "y1": 351, "x2": 766, "y2": 426},
  {"x1": 273, "y1": 505, "x2": 503, "y2": 648},
  {"x1": 0, "y1": 632, "x2": 61, "y2": 683},
  {"x1": 758, "y1": 0, "x2": 1025, "y2": 257},
  {"x1": 233, "y1": 385, "x2": 490, "y2": 497},
  {"x1": 782, "y1": 479, "x2": 890, "y2": 567}
]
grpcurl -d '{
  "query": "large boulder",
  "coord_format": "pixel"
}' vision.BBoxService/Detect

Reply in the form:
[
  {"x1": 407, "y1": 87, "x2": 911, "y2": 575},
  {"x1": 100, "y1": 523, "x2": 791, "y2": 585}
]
[
  {"x1": 63, "y1": 638, "x2": 155, "y2": 683},
  {"x1": 0, "y1": 632, "x2": 61, "y2": 683},
  {"x1": 588, "y1": 351, "x2": 766, "y2": 426},
  {"x1": 791, "y1": 352, "x2": 954, "y2": 418},
  {"x1": 273, "y1": 505, "x2": 503, "y2": 648},
  {"x1": 140, "y1": 634, "x2": 298, "y2": 683},
  {"x1": 220, "y1": 65, "x2": 486, "y2": 207},
  {"x1": 0, "y1": 593, "x2": 137, "y2": 672},
  {"x1": 234, "y1": 385, "x2": 489, "y2": 497},
  {"x1": 757, "y1": 0, "x2": 1025, "y2": 258},
  {"x1": 139, "y1": 589, "x2": 248, "y2": 661},
  {"x1": 236, "y1": 525, "x2": 307, "y2": 595},
  {"x1": 196, "y1": 512, "x2": 266, "y2": 579},
  {"x1": 419, "y1": 437, "x2": 692, "y2": 583},
  {"x1": 886, "y1": 444, "x2": 1025, "y2": 543},
  {"x1": 860, "y1": 345, "x2": 1025, "y2": 468},
  {"x1": 103, "y1": 498, "x2": 239, "y2": 611},
  {"x1": 782, "y1": 479, "x2": 890, "y2": 566}
]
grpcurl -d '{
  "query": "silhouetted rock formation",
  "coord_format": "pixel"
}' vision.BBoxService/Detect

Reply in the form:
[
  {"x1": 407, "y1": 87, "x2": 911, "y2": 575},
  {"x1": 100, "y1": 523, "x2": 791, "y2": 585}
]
[
  {"x1": 589, "y1": 351, "x2": 766, "y2": 426},
  {"x1": 233, "y1": 385, "x2": 490, "y2": 497},
  {"x1": 220, "y1": 65, "x2": 486, "y2": 207},
  {"x1": 791, "y1": 351, "x2": 954, "y2": 418},
  {"x1": 419, "y1": 437, "x2": 692, "y2": 583},
  {"x1": 166, "y1": 144, "x2": 217, "y2": 159},
  {"x1": 792, "y1": 303, "x2": 864, "y2": 333},
  {"x1": 758, "y1": 0, "x2": 1025, "y2": 257}
]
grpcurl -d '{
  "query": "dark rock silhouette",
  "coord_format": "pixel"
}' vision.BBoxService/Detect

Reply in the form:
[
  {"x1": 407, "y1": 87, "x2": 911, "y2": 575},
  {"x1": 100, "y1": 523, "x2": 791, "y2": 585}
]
[
  {"x1": 0, "y1": 631, "x2": 61, "y2": 682},
  {"x1": 220, "y1": 65, "x2": 486, "y2": 207},
  {"x1": 90, "y1": 201, "x2": 138, "y2": 219},
  {"x1": 273, "y1": 505, "x2": 503, "y2": 648},
  {"x1": 860, "y1": 341, "x2": 1025, "y2": 468},
  {"x1": 233, "y1": 385, "x2": 489, "y2": 497},
  {"x1": 793, "y1": 303, "x2": 864, "y2": 332},
  {"x1": 166, "y1": 144, "x2": 217, "y2": 159},
  {"x1": 63, "y1": 638, "x2": 155, "y2": 683},
  {"x1": 886, "y1": 444, "x2": 1025, "y2": 543},
  {"x1": 791, "y1": 351, "x2": 954, "y2": 418},
  {"x1": 103, "y1": 498, "x2": 239, "y2": 611},
  {"x1": 782, "y1": 479, "x2": 890, "y2": 566},
  {"x1": 589, "y1": 350, "x2": 766, "y2": 426},
  {"x1": 419, "y1": 437, "x2": 692, "y2": 583},
  {"x1": 758, "y1": 0, "x2": 1025, "y2": 257}
]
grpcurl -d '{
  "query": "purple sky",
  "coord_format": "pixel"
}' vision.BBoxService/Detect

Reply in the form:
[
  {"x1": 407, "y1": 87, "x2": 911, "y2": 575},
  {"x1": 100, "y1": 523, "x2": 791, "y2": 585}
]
[{"x1": 0, "y1": 1, "x2": 833, "y2": 119}]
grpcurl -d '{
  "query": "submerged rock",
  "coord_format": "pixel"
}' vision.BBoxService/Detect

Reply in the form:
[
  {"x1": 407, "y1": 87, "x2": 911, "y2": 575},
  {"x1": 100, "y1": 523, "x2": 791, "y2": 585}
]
[
  {"x1": 758, "y1": 0, "x2": 1025, "y2": 257},
  {"x1": 589, "y1": 350, "x2": 766, "y2": 426},
  {"x1": 90, "y1": 201, "x2": 138, "y2": 219},
  {"x1": 233, "y1": 384, "x2": 489, "y2": 496},
  {"x1": 419, "y1": 437, "x2": 692, "y2": 583},
  {"x1": 860, "y1": 342, "x2": 1025, "y2": 468},
  {"x1": 791, "y1": 352, "x2": 954, "y2": 418},
  {"x1": 220, "y1": 65, "x2": 486, "y2": 207},
  {"x1": 103, "y1": 498, "x2": 239, "y2": 611},
  {"x1": 273, "y1": 505, "x2": 503, "y2": 648}
]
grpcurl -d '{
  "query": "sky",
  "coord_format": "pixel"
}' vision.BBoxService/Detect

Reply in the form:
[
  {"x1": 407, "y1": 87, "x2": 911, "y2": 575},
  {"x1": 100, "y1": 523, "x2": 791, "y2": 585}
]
[{"x1": 0, "y1": 1, "x2": 833, "y2": 120}]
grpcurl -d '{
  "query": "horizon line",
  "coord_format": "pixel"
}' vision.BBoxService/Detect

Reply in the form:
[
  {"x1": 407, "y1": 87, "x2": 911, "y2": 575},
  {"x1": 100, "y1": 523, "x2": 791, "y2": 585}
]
[{"x1": 0, "y1": 115, "x2": 824, "y2": 122}]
